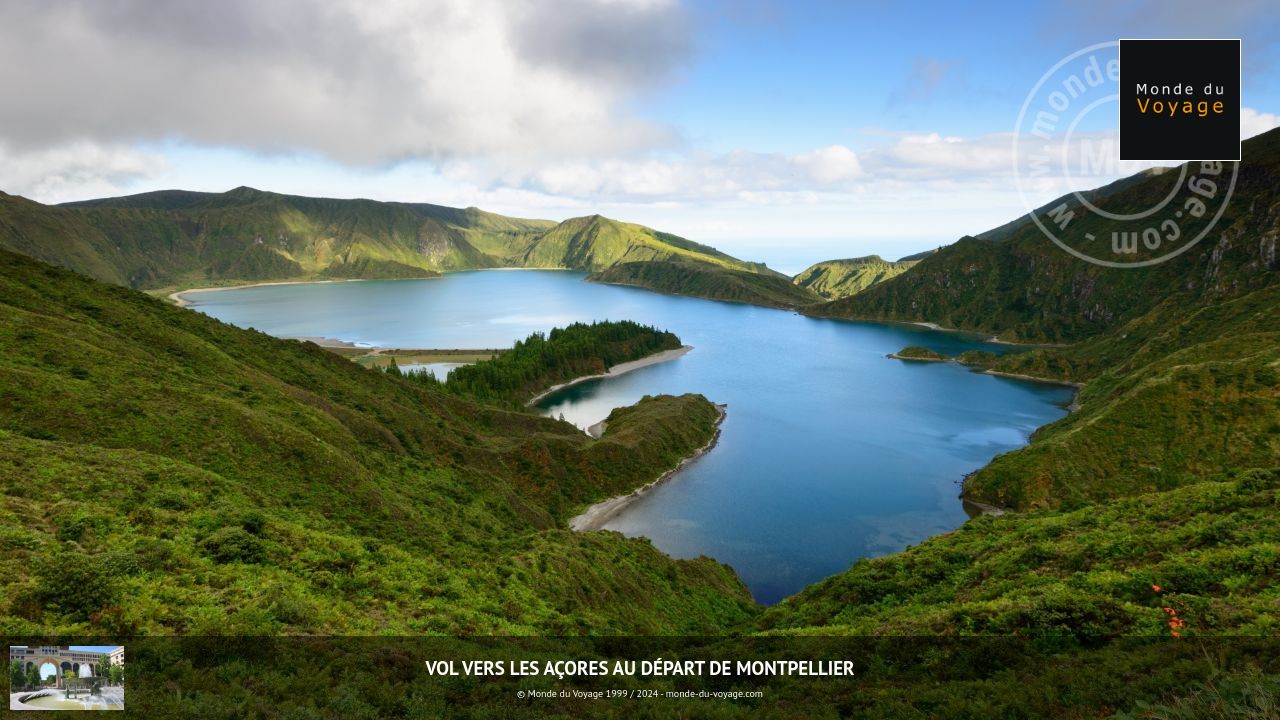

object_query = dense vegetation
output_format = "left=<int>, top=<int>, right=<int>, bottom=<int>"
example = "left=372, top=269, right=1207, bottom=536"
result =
left=724, top=130, right=1280, bottom=714
left=516, top=214, right=769, bottom=273
left=792, top=255, right=917, bottom=300
left=964, top=284, right=1279, bottom=510
left=420, top=320, right=681, bottom=406
left=0, top=248, right=754, bottom=636
left=1, top=130, right=1278, bottom=718
left=763, top=467, right=1280, bottom=636
left=889, top=345, right=949, bottom=361
left=0, top=187, right=768, bottom=291
left=589, top=260, right=819, bottom=308
left=805, top=129, right=1280, bottom=344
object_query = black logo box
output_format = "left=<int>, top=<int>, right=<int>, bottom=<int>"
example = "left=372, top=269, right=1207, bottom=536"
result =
left=1120, top=39, right=1241, bottom=161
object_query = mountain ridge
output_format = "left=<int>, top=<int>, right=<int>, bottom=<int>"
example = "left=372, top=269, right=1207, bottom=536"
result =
left=802, top=128, right=1280, bottom=344
left=792, top=255, right=918, bottom=300
left=0, top=187, right=768, bottom=292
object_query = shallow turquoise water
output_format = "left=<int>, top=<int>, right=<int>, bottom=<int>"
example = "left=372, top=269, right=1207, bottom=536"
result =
left=184, top=271, right=1072, bottom=604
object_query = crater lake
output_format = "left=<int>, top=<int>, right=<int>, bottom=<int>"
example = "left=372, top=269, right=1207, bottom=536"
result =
left=180, top=271, right=1073, bottom=604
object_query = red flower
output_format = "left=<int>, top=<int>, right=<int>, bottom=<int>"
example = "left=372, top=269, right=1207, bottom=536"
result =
left=1152, top=584, right=1162, bottom=593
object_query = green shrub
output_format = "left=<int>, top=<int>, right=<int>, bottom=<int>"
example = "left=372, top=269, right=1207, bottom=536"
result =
left=132, top=538, right=175, bottom=571
left=54, top=511, right=110, bottom=544
left=34, top=552, right=118, bottom=620
left=199, top=526, right=266, bottom=564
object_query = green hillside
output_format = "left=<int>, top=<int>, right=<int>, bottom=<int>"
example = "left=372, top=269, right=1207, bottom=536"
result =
left=762, top=467, right=1280, bottom=637
left=760, top=133, right=1280, bottom=663
left=516, top=214, right=766, bottom=273
left=965, top=284, right=1280, bottom=510
left=0, top=247, right=755, bottom=635
left=0, top=188, right=775, bottom=293
left=2, top=135, right=1277, bottom=720
left=792, top=255, right=917, bottom=300
left=805, top=129, right=1280, bottom=344
left=812, top=130, right=1280, bottom=512
left=589, top=260, right=819, bottom=308
left=737, top=139, right=1280, bottom=714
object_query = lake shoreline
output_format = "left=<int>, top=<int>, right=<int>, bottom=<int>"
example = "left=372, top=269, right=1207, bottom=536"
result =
left=526, top=345, right=694, bottom=406
left=167, top=275, right=446, bottom=308
left=984, top=370, right=1082, bottom=412
left=180, top=269, right=1075, bottom=602
left=908, top=321, right=1065, bottom=347
left=169, top=278, right=371, bottom=307
left=569, top=404, right=726, bottom=532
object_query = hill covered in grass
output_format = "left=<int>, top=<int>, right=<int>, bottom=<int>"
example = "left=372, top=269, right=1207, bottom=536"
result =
left=774, top=129, right=1280, bottom=515
left=2, top=135, right=1278, bottom=720
left=792, top=255, right=917, bottom=300
left=762, top=466, right=1280, bottom=637
left=805, top=129, right=1280, bottom=344
left=965, top=282, right=1279, bottom=510
left=515, top=214, right=766, bottom=273
left=0, top=247, right=755, bottom=635
left=749, top=133, right=1280, bottom=711
left=0, top=187, right=771, bottom=292
left=589, top=260, right=819, bottom=308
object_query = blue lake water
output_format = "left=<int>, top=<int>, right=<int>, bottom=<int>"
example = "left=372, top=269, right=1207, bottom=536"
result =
left=183, top=271, right=1072, bottom=604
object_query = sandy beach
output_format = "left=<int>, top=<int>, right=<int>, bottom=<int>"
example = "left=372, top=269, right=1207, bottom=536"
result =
left=910, top=321, right=946, bottom=331
left=569, top=404, right=725, bottom=532
left=167, top=278, right=368, bottom=307
left=167, top=275, right=446, bottom=308
left=526, top=345, right=693, bottom=406
left=961, top=497, right=1007, bottom=517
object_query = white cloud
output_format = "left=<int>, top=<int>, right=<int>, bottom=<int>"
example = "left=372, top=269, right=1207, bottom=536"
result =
left=863, top=132, right=1012, bottom=178
left=792, top=146, right=863, bottom=183
left=1242, top=108, right=1280, bottom=139
left=0, top=0, right=690, bottom=166
left=443, top=144, right=866, bottom=202
left=0, top=142, right=168, bottom=205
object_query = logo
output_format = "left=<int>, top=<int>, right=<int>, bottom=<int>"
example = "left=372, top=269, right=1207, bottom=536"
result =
left=1013, top=41, right=1239, bottom=268
left=1120, top=39, right=1240, bottom=161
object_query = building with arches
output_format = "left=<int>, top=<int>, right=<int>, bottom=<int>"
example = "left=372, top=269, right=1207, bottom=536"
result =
left=9, top=646, right=118, bottom=689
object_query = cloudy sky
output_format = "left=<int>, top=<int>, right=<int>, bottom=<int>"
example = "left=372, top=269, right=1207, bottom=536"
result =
left=1, top=0, right=1278, bottom=272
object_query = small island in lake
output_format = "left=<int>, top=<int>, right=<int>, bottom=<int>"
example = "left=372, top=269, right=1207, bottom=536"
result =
left=887, top=345, right=951, bottom=362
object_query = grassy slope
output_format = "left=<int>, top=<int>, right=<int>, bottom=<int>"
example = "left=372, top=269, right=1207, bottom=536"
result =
left=792, top=255, right=917, bottom=300
left=0, top=248, right=755, bottom=635
left=805, top=129, right=1280, bottom=344
left=589, top=260, right=819, bottom=308
left=0, top=188, right=784, bottom=295
left=786, top=129, right=1280, bottom=511
left=519, top=215, right=764, bottom=273
left=0, top=192, right=196, bottom=287
left=967, top=286, right=1280, bottom=510
left=761, top=467, right=1280, bottom=636
left=761, top=132, right=1280, bottom=694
